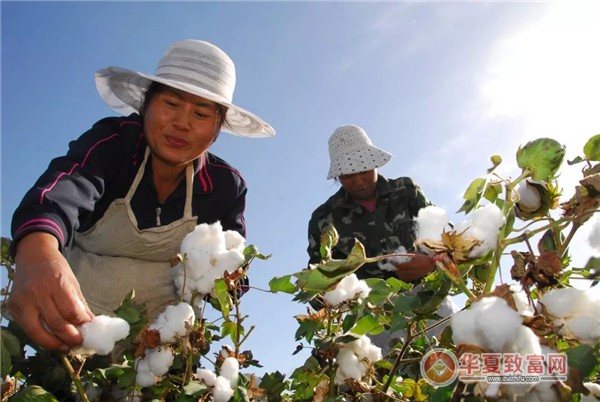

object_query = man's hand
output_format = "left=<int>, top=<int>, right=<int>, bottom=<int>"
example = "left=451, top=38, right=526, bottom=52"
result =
left=8, top=232, right=94, bottom=351
left=392, top=253, right=436, bottom=283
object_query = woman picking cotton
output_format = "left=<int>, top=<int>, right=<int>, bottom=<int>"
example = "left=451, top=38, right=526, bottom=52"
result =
left=8, top=40, right=274, bottom=353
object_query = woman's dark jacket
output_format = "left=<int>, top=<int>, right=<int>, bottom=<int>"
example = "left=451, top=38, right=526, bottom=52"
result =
left=11, top=114, right=247, bottom=256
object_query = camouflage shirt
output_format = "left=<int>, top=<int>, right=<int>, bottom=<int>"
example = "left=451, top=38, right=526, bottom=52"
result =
left=307, top=175, right=432, bottom=280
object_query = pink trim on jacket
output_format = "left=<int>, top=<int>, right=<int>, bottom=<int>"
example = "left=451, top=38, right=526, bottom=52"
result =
left=14, top=218, right=65, bottom=245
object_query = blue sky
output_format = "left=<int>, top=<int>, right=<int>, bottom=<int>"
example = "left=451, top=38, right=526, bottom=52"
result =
left=2, top=1, right=599, bottom=376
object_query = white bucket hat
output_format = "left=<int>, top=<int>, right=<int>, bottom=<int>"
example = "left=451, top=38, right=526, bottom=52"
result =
left=327, top=125, right=392, bottom=179
left=95, top=39, right=275, bottom=138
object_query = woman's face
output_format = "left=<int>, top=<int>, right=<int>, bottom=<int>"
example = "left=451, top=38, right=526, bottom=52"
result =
left=143, top=87, right=220, bottom=169
left=338, top=169, right=378, bottom=201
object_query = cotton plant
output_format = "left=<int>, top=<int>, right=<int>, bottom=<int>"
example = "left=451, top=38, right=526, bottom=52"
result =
left=147, top=302, right=195, bottom=343
left=134, top=347, right=175, bottom=387
left=72, top=315, right=130, bottom=356
left=538, top=287, right=600, bottom=346
left=334, top=334, right=382, bottom=384
left=195, top=356, right=240, bottom=402
left=452, top=296, right=542, bottom=398
left=173, top=222, right=246, bottom=304
left=323, top=273, right=370, bottom=306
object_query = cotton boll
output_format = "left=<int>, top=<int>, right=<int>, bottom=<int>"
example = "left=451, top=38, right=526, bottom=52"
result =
left=220, top=357, right=239, bottom=388
left=335, top=348, right=364, bottom=383
left=451, top=309, right=480, bottom=346
left=510, top=285, right=535, bottom=317
left=476, top=297, right=524, bottom=351
left=416, top=206, right=450, bottom=242
left=582, top=382, right=600, bottom=402
left=146, top=348, right=174, bottom=377
left=470, top=204, right=505, bottom=233
left=565, top=315, right=600, bottom=345
left=514, top=380, right=558, bottom=402
left=213, top=376, right=235, bottom=402
left=323, top=274, right=371, bottom=306
left=517, top=181, right=542, bottom=211
left=77, top=315, right=130, bottom=356
left=196, top=369, right=217, bottom=387
left=539, top=288, right=592, bottom=318
left=224, top=230, right=245, bottom=251
left=135, top=359, right=158, bottom=387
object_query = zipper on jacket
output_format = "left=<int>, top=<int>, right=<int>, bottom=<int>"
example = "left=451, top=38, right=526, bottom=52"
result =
left=156, top=207, right=162, bottom=226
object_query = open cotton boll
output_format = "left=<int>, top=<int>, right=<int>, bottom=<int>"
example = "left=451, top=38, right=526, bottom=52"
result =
left=76, top=315, right=130, bottom=356
left=196, top=369, right=217, bottom=387
left=351, top=334, right=382, bottom=362
left=565, top=315, right=600, bottom=345
left=510, top=285, right=535, bottom=317
left=213, top=376, right=235, bottom=402
left=516, top=180, right=542, bottom=211
left=416, top=206, right=450, bottom=242
left=224, top=230, right=245, bottom=250
left=146, top=348, right=175, bottom=377
left=540, top=288, right=597, bottom=319
left=475, top=297, right=525, bottom=351
left=148, top=302, right=195, bottom=343
left=135, top=358, right=159, bottom=387
left=451, top=309, right=480, bottom=346
left=334, top=348, right=365, bottom=384
left=323, top=274, right=370, bottom=306
left=220, top=357, right=239, bottom=388
left=582, top=382, right=600, bottom=402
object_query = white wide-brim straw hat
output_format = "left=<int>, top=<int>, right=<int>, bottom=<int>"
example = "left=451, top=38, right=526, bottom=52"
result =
left=95, top=39, right=275, bottom=138
left=327, top=125, right=392, bottom=179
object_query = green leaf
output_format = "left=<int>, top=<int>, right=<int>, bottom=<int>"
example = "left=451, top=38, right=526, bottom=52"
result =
left=564, top=345, right=597, bottom=378
left=458, top=177, right=486, bottom=213
left=516, top=138, right=566, bottom=181
left=222, top=320, right=239, bottom=343
left=214, top=279, right=231, bottom=319
left=268, top=275, right=296, bottom=294
left=243, top=244, right=271, bottom=261
left=116, top=367, right=136, bottom=388
left=1, top=329, right=21, bottom=377
left=9, top=385, right=59, bottom=402
left=583, top=134, right=600, bottom=161
left=351, top=315, right=384, bottom=335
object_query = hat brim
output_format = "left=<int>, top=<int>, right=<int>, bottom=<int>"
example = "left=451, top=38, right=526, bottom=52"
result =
left=95, top=67, right=275, bottom=138
left=327, top=146, right=391, bottom=179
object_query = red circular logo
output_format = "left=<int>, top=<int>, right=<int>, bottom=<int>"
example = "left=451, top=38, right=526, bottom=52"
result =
left=420, top=348, right=459, bottom=387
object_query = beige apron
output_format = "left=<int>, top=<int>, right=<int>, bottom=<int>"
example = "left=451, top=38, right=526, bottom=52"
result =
left=65, top=149, right=197, bottom=316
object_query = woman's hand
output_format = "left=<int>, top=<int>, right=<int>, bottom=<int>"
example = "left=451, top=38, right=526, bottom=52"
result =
left=8, top=232, right=94, bottom=352
left=392, top=253, right=436, bottom=283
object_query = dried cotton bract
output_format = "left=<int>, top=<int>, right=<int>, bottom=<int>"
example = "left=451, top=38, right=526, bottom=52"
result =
left=539, top=287, right=600, bottom=345
left=334, top=334, right=382, bottom=384
left=173, top=222, right=246, bottom=302
left=73, top=315, right=130, bottom=356
left=323, top=274, right=370, bottom=306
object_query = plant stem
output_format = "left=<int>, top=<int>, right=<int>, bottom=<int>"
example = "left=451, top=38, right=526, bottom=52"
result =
left=61, top=355, right=89, bottom=402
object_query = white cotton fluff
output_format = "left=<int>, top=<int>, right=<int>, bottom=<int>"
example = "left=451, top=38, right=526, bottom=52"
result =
left=588, top=216, right=600, bottom=257
left=148, top=302, right=195, bottom=343
left=452, top=297, right=524, bottom=352
left=415, top=206, right=450, bottom=243
left=323, top=274, right=371, bottom=306
left=516, top=180, right=542, bottom=211
left=453, top=297, right=541, bottom=398
left=174, top=222, right=246, bottom=300
left=334, top=334, right=382, bottom=384
left=455, top=204, right=505, bottom=258
left=582, top=382, right=600, bottom=402
left=196, top=367, right=235, bottom=402
left=133, top=347, right=175, bottom=387
left=146, top=348, right=175, bottom=377
left=213, top=376, right=235, bottom=402
left=539, top=288, right=600, bottom=345
left=220, top=357, right=240, bottom=388
left=135, top=358, right=159, bottom=388
left=75, top=315, right=130, bottom=356
left=509, top=285, right=536, bottom=317
left=196, top=369, right=218, bottom=386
